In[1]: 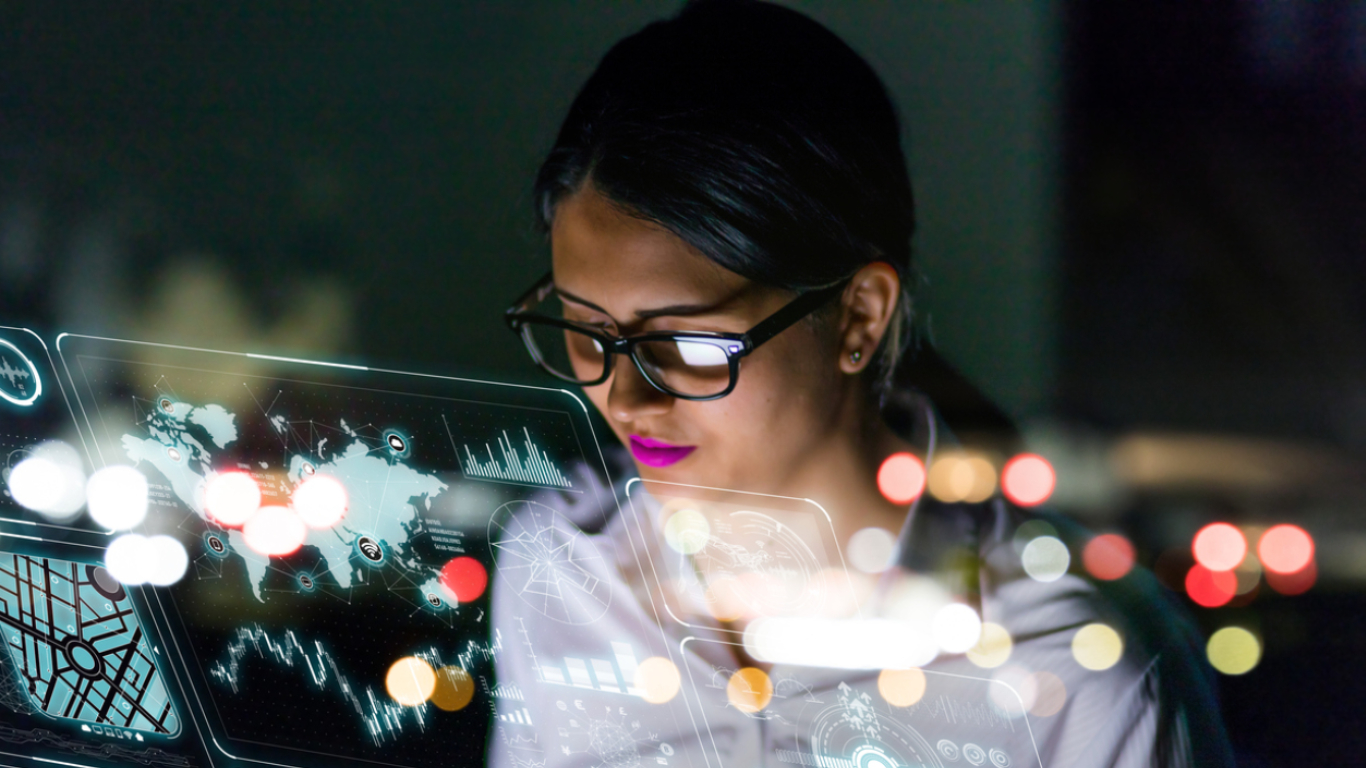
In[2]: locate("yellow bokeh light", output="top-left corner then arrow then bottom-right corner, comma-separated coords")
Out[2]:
966,622 -> 1013,669
877,668 -> 927,707
385,657 -> 437,706
726,667 -> 773,714
1071,623 -> 1123,671
1207,627 -> 1261,676
1028,671 -> 1067,717
664,508 -> 711,555
429,666 -> 475,711
634,656 -> 682,704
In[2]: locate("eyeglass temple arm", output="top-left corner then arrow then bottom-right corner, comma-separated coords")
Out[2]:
507,272 -> 556,318
742,280 -> 850,349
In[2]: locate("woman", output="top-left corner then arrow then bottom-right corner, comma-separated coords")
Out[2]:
491,2 -> 1233,766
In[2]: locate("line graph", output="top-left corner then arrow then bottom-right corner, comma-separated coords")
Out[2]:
209,625 -> 436,745
456,427 -> 572,488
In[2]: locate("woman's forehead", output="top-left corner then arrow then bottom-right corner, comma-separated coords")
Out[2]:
550,185 -> 755,317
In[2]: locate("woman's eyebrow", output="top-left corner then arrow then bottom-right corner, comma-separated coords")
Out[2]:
555,288 -> 728,320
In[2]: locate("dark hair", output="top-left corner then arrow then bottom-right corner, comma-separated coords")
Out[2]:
534,0 -> 916,393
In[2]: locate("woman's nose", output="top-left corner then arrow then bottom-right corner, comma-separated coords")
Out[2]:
607,353 -> 673,423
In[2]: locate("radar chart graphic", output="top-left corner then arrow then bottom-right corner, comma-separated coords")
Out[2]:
691,509 -> 825,618
0,554 -> 180,734
489,500 -> 610,624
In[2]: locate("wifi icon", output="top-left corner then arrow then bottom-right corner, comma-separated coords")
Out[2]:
356,536 -> 385,565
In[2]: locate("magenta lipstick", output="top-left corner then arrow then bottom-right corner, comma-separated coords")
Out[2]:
629,435 -> 696,468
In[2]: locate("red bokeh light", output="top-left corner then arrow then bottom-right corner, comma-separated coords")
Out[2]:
1258,524 -> 1314,575
1001,454 -> 1055,507
1265,559 -> 1316,596
439,557 -> 488,603
877,453 -> 926,504
1186,564 -> 1237,608
242,506 -> 307,557
1082,534 -> 1136,581
1192,523 -> 1246,573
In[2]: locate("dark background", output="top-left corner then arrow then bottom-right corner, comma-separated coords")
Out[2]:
3,1 -> 1364,764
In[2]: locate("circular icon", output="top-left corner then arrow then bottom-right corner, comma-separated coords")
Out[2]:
386,432 -> 407,453
425,592 -> 444,609
86,565 -> 127,601
159,398 -> 174,414
63,637 -> 104,680
963,743 -> 987,766
938,740 -> 961,761
204,534 -> 228,557
302,462 -> 316,476
0,339 -> 42,407
989,749 -> 1011,768
356,535 -> 385,565
298,573 -> 316,591
167,446 -> 182,462
660,744 -> 675,757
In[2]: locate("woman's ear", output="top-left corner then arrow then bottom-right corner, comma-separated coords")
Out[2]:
837,262 -> 901,375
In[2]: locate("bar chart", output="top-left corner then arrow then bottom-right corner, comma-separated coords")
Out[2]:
535,642 -> 644,697
459,427 -> 573,488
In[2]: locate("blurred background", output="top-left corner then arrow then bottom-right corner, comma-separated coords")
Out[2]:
2,1 -> 1363,763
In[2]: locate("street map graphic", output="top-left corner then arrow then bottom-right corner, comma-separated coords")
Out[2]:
0,553 -> 180,735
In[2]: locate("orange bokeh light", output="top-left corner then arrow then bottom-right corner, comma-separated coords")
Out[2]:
1082,534 -> 1136,581
1192,523 -> 1246,573
1186,564 -> 1237,608
1257,525 -> 1314,575
877,453 -> 926,504
1001,454 -> 1055,507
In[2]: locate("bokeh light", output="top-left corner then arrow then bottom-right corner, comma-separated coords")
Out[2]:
242,506 -> 307,557
1265,559 -> 1316,595
430,666 -> 475,711
1028,671 -> 1067,717
1082,534 -> 1135,581
7,441 -> 87,519
87,465 -> 149,531
848,527 -> 897,574
1001,454 -> 1056,507
105,533 -> 154,585
1233,550 -> 1262,596
205,471 -> 261,527
634,656 -> 682,704
664,508 -> 711,555
386,657 -> 437,706
877,452 -> 926,504
292,475 -> 347,529
1192,523 -> 1247,573
1022,536 -> 1071,582
988,664 -> 1034,718
439,557 -> 488,603
1071,623 -> 1123,671
877,667 -> 927,707
966,622 -> 1014,669
145,535 -> 189,586
1185,564 -> 1237,607
1257,524 -> 1314,575
928,453 -> 998,504
1206,627 -> 1261,675
726,667 -> 773,714
931,603 -> 982,654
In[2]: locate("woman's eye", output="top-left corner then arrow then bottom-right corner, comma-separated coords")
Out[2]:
675,340 -> 728,367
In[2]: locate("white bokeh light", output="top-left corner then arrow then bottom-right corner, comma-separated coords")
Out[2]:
1022,535 -> 1071,583
932,602 -> 983,654
6,440 -> 87,520
744,617 -> 938,670
146,535 -> 189,586
105,533 -> 154,584
243,506 -> 307,556
204,471 -> 261,526
86,466 -> 149,531
292,475 -> 347,529
848,527 -> 897,574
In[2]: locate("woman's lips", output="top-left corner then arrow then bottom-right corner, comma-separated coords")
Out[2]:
629,435 -> 697,468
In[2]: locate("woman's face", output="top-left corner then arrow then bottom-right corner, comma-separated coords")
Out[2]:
550,184 -> 853,494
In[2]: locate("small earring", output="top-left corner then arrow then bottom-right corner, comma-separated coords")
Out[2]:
849,350 -> 862,364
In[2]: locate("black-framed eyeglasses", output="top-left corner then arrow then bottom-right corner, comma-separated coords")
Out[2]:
505,272 -> 850,401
